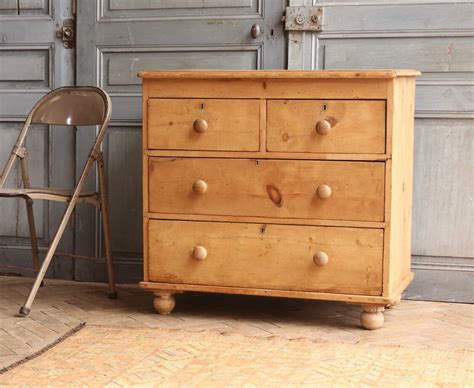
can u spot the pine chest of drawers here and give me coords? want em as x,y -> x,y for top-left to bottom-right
138,70 -> 419,330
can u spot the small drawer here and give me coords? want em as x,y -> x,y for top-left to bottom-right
147,98 -> 260,151
148,157 -> 385,222
267,99 -> 386,154
148,220 -> 383,295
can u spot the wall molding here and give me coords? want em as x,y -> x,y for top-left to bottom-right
98,0 -> 263,22
412,255 -> 474,272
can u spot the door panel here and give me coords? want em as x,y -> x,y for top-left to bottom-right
0,1 -> 50,16
76,0 -> 286,283
103,49 -> 260,92
318,36 -> 473,114
319,2 -> 473,32
0,0 -> 75,278
0,124 -> 46,238
288,0 -> 474,302
102,0 -> 260,18
412,119 -> 473,258
105,129 -> 143,255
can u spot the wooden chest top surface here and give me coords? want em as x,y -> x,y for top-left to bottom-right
138,69 -> 420,79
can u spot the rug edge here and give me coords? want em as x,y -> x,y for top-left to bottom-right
0,321 -> 86,374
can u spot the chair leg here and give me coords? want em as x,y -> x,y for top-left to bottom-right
20,157 -> 41,281
98,157 -> 117,299
19,203 -> 74,316
24,198 -> 40,273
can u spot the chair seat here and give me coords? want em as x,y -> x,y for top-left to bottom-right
0,187 -> 98,204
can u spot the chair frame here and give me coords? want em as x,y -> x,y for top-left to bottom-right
0,86 -> 117,316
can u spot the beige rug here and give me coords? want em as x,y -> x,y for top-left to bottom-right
0,325 -> 472,387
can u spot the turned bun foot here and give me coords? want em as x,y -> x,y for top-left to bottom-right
153,292 -> 176,315
386,295 -> 401,309
360,305 -> 385,330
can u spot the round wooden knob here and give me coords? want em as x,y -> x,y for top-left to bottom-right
316,184 -> 332,199
193,118 -> 208,133
192,179 -> 208,194
192,245 -> 207,260
313,251 -> 329,266
315,119 -> 332,135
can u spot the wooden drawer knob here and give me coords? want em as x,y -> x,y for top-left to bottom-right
192,179 -> 208,194
316,184 -> 332,199
192,245 -> 207,260
315,119 -> 332,135
193,118 -> 208,133
313,251 -> 329,266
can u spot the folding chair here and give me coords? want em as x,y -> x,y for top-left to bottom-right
0,86 -> 117,316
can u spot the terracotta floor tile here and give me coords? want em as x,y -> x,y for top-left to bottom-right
0,275 -> 473,371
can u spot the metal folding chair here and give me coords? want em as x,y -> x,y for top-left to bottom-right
0,86 -> 117,316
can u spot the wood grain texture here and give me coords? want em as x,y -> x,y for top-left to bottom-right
138,281 -> 400,304
148,220 -> 383,295
140,71 -> 419,325
148,157 -> 385,222
142,81 -> 150,282
146,213 -> 386,229
147,98 -> 260,151
386,77 -> 416,296
145,150 -> 390,161
147,79 -> 388,99
138,70 -> 420,79
267,99 -> 386,154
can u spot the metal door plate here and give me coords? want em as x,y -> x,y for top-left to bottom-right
285,6 -> 323,31
56,19 -> 75,49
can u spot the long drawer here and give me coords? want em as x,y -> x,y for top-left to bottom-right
148,158 -> 385,222
267,99 -> 386,154
148,220 -> 383,295
147,98 -> 260,151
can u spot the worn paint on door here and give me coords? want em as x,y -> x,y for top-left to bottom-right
288,0 -> 474,302
75,0 -> 286,283
0,0 -> 76,279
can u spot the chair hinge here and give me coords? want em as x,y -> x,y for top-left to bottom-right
89,149 -> 102,161
12,146 -> 27,158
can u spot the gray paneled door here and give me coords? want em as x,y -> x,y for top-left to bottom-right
0,1 -> 75,278
75,0 -> 286,283
288,0 -> 474,302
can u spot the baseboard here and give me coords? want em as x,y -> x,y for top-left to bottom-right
404,255 -> 474,303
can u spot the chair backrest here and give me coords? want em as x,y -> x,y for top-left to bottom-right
0,86 -> 112,188
31,86 -> 110,126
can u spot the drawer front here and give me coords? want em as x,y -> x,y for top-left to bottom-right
148,220 -> 383,295
147,98 -> 260,151
267,100 -> 386,154
148,158 -> 385,222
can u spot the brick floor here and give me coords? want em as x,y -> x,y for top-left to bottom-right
1,275 -> 473,370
